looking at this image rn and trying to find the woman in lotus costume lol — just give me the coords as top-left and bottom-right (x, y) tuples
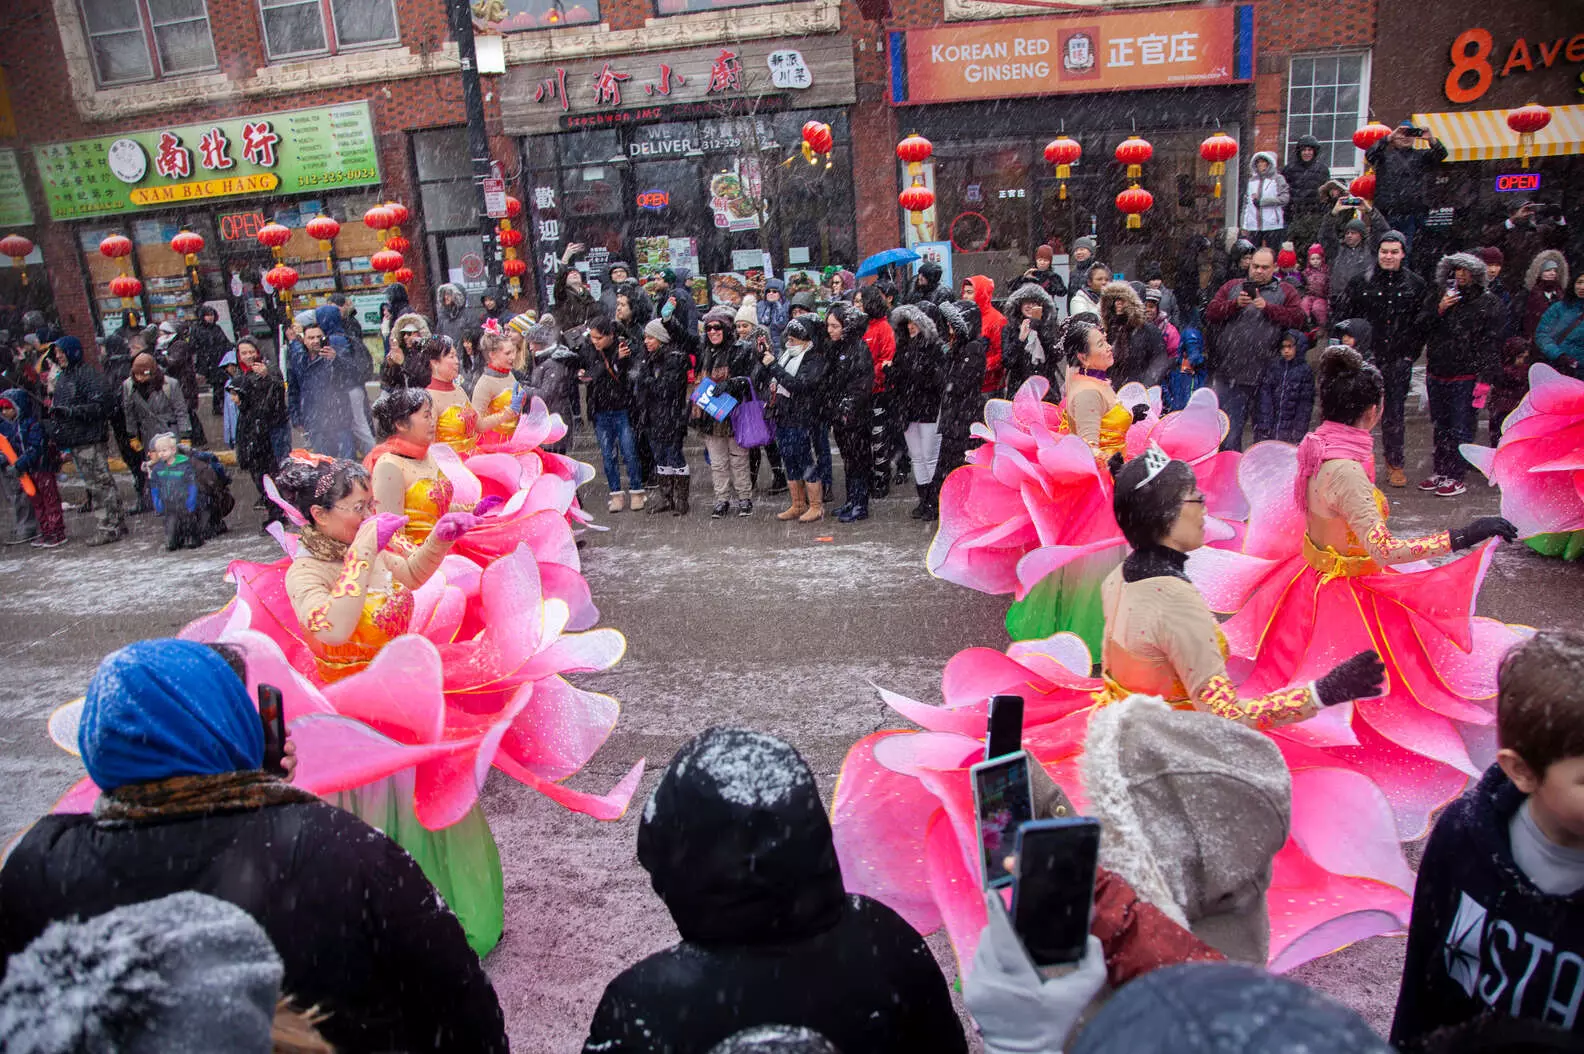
(412, 336), (482, 456)
(471, 328), (527, 447)
(1462, 363), (1584, 561)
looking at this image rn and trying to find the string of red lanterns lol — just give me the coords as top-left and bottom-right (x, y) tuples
(800, 121), (834, 169)
(1198, 131), (1238, 199)
(1043, 136), (1081, 201)
(1114, 135), (1154, 229)
(497, 195), (523, 296)
(897, 134), (935, 229)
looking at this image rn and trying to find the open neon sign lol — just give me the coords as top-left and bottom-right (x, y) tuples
(1495, 172), (1542, 192)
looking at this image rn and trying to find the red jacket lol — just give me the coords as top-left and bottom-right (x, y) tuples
(864, 317), (897, 393)
(967, 275), (1007, 394)
(1091, 866), (1224, 987)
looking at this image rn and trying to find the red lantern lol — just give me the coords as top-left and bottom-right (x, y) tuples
(109, 273), (143, 304)
(264, 265), (298, 305)
(1043, 136), (1081, 200)
(503, 195), (522, 219)
(99, 233), (133, 266)
(384, 235), (411, 255)
(256, 222), (292, 264)
(392, 267), (414, 286)
(899, 184), (935, 222)
(384, 201), (410, 228)
(363, 204), (395, 244)
(497, 228), (524, 248)
(501, 258), (528, 278)
(1352, 122), (1392, 152)
(1114, 136), (1153, 180)
(897, 134), (933, 178)
(1507, 103), (1551, 169)
(800, 121), (834, 168)
(1349, 171), (1376, 201)
(305, 214), (340, 256)
(371, 249), (405, 276)
(1199, 132), (1238, 199)
(0, 234), (34, 284)
(1116, 184), (1155, 230)
(170, 229), (204, 260)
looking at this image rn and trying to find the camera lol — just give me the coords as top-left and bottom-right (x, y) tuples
(1339, 196), (1365, 207)
(1402, 125), (1427, 138)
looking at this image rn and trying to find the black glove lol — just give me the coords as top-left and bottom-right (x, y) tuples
(1106, 452), (1125, 478)
(1448, 516), (1517, 551)
(1130, 403), (1150, 423)
(1314, 650), (1385, 706)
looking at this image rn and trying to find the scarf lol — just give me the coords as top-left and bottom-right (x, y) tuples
(1026, 326), (1046, 366)
(361, 435), (429, 473)
(94, 770), (317, 825)
(1294, 420), (1376, 507)
(1122, 544), (1190, 583)
(297, 524), (349, 562)
(774, 342), (810, 398)
(484, 365), (511, 377)
(1076, 366), (1109, 381)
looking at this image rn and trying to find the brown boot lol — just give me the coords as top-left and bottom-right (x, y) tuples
(627, 489), (646, 511)
(798, 481), (825, 522)
(777, 481), (809, 521)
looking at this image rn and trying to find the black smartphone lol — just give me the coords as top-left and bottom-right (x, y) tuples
(971, 751), (1034, 889)
(258, 683), (286, 776)
(985, 694), (1025, 761)
(1241, 280), (1259, 299)
(1339, 195), (1365, 207)
(1011, 817), (1102, 967)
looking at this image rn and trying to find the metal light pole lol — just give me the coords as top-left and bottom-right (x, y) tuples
(447, 0), (499, 285)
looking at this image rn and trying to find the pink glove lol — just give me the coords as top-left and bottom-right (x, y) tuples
(433, 511), (483, 543)
(1472, 382), (1490, 410)
(373, 513), (409, 552)
(473, 495), (505, 517)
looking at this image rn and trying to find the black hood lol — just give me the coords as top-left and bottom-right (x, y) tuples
(1332, 317), (1374, 357)
(1289, 135), (1323, 164)
(916, 261), (943, 291)
(946, 298), (982, 342)
(636, 728), (845, 946)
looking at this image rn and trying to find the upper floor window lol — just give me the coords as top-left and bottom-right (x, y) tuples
(81, 0), (217, 86)
(259, 0), (400, 60)
(493, 0), (600, 32)
(1286, 52), (1371, 176)
(653, 0), (789, 16)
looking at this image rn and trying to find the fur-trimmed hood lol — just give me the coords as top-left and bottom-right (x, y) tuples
(1080, 694), (1292, 964)
(1249, 150), (1279, 175)
(889, 303), (939, 346)
(391, 312), (431, 339)
(1003, 281), (1056, 317)
(1435, 252), (1489, 293)
(939, 299), (980, 342)
(1100, 280), (1145, 328)
(1525, 249), (1569, 291)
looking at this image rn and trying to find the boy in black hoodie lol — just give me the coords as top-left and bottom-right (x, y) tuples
(1391, 629), (1584, 1050)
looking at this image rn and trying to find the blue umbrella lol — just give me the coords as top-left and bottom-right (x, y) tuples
(856, 247), (920, 279)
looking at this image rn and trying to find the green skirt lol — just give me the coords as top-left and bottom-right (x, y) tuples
(1003, 547), (1121, 658)
(1526, 531), (1584, 561)
(330, 771), (504, 957)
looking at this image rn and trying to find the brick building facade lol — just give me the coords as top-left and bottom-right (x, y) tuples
(0, 0), (1386, 348)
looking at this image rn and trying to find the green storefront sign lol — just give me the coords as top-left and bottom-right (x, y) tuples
(0, 149), (32, 228)
(33, 101), (380, 222)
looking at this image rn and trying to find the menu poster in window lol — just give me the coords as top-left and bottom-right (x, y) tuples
(0, 148), (32, 228)
(709, 158), (764, 233)
(914, 241), (953, 298)
(710, 272), (748, 306)
(635, 235), (670, 275)
(669, 237), (700, 276)
(784, 269), (821, 296)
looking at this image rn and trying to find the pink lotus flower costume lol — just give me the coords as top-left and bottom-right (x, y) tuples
(929, 378), (1244, 655)
(1462, 363), (1584, 560)
(831, 633), (1415, 975)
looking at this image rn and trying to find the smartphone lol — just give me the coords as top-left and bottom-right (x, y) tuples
(971, 751), (1034, 889)
(1011, 817), (1102, 967)
(258, 683), (287, 776)
(1446, 279), (1461, 296)
(1339, 195), (1365, 207)
(1241, 280), (1259, 299)
(985, 694), (1025, 761)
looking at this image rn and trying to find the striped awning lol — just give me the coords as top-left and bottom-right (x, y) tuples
(1412, 104), (1584, 163)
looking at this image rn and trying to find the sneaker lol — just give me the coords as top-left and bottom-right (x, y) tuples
(1436, 478), (1467, 497)
(737, 499), (753, 517)
(1417, 475), (1445, 492)
(711, 501), (731, 519)
(5, 534), (37, 546)
(30, 536), (67, 549)
(1387, 466), (1407, 488)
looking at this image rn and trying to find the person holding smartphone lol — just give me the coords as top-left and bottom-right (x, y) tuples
(1364, 122), (1447, 252)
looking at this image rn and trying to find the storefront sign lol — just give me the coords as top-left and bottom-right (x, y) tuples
(1495, 171), (1543, 192)
(636, 189), (670, 210)
(1445, 27), (1584, 104)
(502, 37), (856, 137)
(890, 5), (1253, 104)
(0, 148), (33, 228)
(33, 102), (381, 221)
(483, 177), (508, 219)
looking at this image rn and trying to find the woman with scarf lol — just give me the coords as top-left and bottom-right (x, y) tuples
(408, 336), (480, 456)
(469, 329), (530, 446)
(823, 304), (874, 523)
(887, 302), (946, 518)
(760, 314), (828, 522)
(229, 338), (288, 523)
(0, 638), (510, 1053)
(366, 387), (457, 547)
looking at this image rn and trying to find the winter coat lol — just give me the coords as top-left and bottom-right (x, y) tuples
(1301, 263), (1329, 300)
(966, 275), (1007, 395)
(1424, 253), (1504, 380)
(1489, 337), (1532, 426)
(1365, 136), (1448, 218)
(1205, 277), (1306, 387)
(938, 300), (988, 438)
(1333, 317), (1375, 360)
(582, 729), (967, 1054)
(149, 454), (202, 517)
(0, 387), (56, 475)
(656, 268), (700, 339)
(1163, 326), (1208, 413)
(287, 336), (356, 441)
(1101, 281), (1170, 388)
(122, 375), (191, 448)
(1535, 299), (1584, 368)
(1240, 153), (1291, 233)
(597, 263), (653, 322)
(1389, 765), (1584, 1050)
(694, 334), (756, 438)
(863, 315), (897, 393)
(231, 366), (287, 473)
(887, 304), (945, 425)
(822, 307), (873, 428)
(757, 279), (791, 352)
(580, 334), (636, 415)
(1319, 208), (1391, 311)
(1486, 215), (1571, 297)
(906, 261), (952, 306)
(160, 333), (201, 411)
(1008, 266), (1068, 306)
(49, 360), (117, 448)
(1522, 250), (1569, 340)
(1280, 136), (1331, 220)
(999, 283), (1062, 401)
(316, 303), (371, 389)
(763, 344), (828, 430)
(551, 263), (601, 336)
(0, 800), (509, 1054)
(631, 344), (691, 445)
(1340, 265), (1428, 365)
(433, 283), (475, 350)
(189, 319), (232, 379)
(520, 345), (582, 425)
(1069, 283), (1105, 319)
(1254, 351), (1315, 444)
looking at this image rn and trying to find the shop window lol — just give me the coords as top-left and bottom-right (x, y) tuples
(492, 0), (600, 33)
(1286, 52), (1370, 176)
(258, 0), (399, 60)
(414, 128), (490, 295)
(80, 0), (217, 86)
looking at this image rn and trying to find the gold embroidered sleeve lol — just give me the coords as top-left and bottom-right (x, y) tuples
(1195, 675), (1319, 730)
(1363, 521), (1452, 564)
(1329, 463), (1452, 565)
(286, 546), (375, 647)
(387, 529), (451, 591)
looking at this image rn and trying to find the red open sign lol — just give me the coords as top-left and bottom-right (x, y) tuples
(1494, 172), (1542, 193)
(218, 211), (269, 240)
(635, 190), (670, 210)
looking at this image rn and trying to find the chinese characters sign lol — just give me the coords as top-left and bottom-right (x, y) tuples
(0, 149), (33, 228)
(891, 5), (1252, 104)
(32, 102), (380, 221)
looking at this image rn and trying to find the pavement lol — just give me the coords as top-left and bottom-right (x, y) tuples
(0, 406), (1576, 1051)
